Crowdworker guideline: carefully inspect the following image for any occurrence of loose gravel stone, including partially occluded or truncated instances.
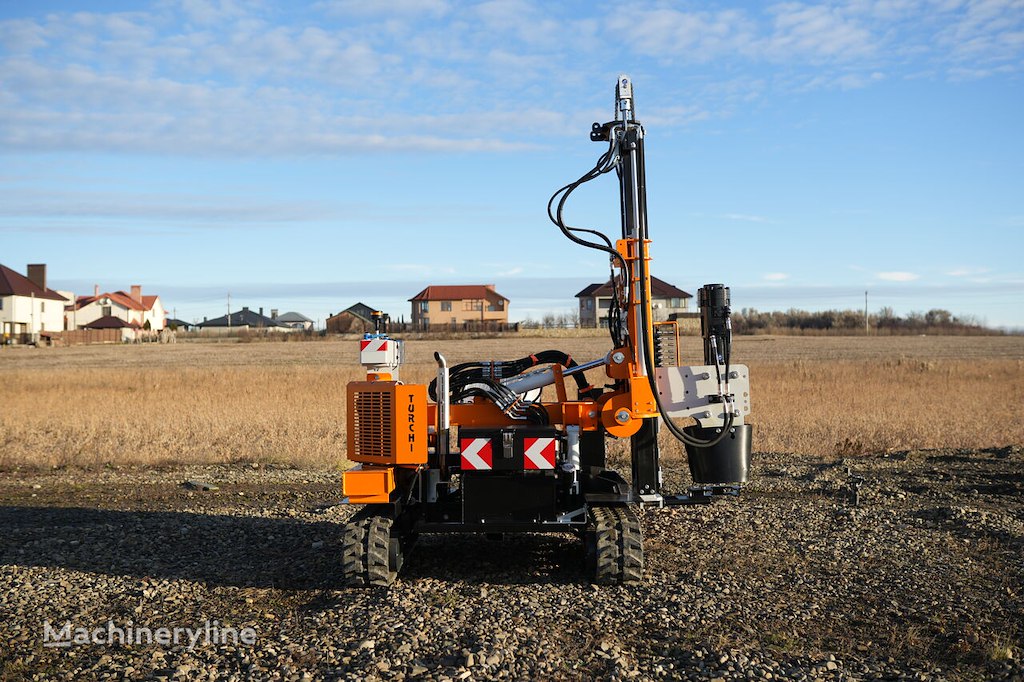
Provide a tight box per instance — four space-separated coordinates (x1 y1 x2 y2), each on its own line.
1 450 1022 680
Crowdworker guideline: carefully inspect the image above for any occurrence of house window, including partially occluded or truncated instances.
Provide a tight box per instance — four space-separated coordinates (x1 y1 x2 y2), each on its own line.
464 300 482 311
0 298 3 310
418 301 429 313
102 305 112 317
669 297 683 308
440 301 452 312
598 299 611 309
585 299 594 310
487 302 503 312
41 302 45 312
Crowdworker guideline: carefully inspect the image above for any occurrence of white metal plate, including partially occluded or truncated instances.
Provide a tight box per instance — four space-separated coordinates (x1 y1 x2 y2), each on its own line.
654 364 750 427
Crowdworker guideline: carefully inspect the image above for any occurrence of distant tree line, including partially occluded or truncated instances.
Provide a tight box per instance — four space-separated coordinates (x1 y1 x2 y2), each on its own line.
732 307 997 335
519 311 582 329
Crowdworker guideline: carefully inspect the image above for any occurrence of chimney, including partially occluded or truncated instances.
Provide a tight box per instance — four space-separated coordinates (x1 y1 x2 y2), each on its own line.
484 284 495 291
259 307 264 317
94 284 99 297
130 285 142 303
271 308 279 319
27 264 46 291
242 306 249 312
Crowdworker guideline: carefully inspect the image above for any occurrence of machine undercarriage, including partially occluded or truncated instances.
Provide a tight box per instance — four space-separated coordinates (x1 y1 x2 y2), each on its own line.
340 76 753 586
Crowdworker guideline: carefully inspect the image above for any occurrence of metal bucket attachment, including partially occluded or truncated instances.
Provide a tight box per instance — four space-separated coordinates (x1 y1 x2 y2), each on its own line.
683 424 752 484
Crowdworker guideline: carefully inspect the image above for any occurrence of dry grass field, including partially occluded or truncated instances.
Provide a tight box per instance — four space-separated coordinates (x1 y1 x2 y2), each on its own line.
1 334 1022 470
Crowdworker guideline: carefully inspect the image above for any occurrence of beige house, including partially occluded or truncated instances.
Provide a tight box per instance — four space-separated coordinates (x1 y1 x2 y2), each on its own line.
409 284 509 328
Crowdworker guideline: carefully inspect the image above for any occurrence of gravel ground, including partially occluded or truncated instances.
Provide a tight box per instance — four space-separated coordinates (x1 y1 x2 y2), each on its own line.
1 448 1022 681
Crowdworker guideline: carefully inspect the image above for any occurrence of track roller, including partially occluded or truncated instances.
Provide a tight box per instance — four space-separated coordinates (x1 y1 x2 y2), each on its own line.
585 505 644 585
342 509 404 587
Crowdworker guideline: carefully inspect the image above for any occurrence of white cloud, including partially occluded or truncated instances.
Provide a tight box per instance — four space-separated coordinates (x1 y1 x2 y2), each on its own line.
1 1 1022 157
314 0 451 18
764 3 877 61
763 272 790 281
605 8 756 61
179 0 248 25
876 271 920 281
946 266 991 277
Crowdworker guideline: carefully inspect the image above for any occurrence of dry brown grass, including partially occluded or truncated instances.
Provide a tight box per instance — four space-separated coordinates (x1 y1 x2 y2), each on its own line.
1 335 1022 469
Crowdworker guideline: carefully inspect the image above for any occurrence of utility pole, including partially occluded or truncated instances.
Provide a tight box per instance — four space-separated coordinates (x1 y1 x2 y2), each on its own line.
864 291 869 335
227 292 231 329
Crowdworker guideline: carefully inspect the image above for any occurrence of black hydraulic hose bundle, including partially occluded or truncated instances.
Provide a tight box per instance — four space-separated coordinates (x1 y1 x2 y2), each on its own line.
628 136 735 449
550 118 735 449
427 350 603 424
547 142 630 350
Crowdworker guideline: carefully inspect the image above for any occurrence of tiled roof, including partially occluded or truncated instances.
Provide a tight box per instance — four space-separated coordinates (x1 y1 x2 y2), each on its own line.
0 264 68 301
409 285 508 302
196 309 288 328
274 311 312 323
83 315 132 329
575 276 692 299
348 303 376 321
71 291 160 312
575 282 604 297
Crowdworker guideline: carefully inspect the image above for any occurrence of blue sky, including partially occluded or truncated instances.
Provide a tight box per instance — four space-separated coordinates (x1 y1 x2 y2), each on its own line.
2 0 1022 328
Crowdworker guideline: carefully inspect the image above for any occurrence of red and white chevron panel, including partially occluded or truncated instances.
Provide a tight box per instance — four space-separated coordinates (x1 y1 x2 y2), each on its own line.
359 338 396 366
523 437 556 470
460 437 493 470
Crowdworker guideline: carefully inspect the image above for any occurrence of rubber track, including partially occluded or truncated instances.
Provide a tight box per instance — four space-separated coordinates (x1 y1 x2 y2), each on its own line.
589 506 644 584
341 511 397 587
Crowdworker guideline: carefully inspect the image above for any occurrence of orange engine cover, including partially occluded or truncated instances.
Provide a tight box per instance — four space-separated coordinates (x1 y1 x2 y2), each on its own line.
346 381 428 465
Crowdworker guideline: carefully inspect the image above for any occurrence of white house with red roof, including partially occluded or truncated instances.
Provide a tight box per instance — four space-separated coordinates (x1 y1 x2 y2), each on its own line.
0 263 70 343
67 284 166 332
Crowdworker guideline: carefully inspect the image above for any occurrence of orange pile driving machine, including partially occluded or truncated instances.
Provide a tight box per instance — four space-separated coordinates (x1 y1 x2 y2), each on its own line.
341 75 753 586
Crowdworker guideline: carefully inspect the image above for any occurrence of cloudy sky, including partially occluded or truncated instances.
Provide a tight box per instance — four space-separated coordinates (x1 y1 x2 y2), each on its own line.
2 0 1022 328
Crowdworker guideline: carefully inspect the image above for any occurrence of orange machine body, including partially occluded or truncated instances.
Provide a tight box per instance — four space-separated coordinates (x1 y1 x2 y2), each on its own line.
346 381 428 466
342 465 396 504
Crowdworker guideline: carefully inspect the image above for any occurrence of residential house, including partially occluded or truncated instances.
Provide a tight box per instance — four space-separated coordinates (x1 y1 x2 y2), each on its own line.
575 276 692 328
195 307 291 333
0 263 69 343
326 303 380 334
408 284 509 328
68 285 166 332
82 315 140 343
274 311 314 331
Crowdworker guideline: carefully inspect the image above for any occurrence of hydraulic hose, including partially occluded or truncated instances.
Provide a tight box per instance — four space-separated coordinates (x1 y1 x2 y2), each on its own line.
624 126 735 449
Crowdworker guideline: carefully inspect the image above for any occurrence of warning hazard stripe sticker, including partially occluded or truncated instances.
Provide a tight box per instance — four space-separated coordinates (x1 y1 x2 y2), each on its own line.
460 438 493 470
523 437 556 470
359 339 389 351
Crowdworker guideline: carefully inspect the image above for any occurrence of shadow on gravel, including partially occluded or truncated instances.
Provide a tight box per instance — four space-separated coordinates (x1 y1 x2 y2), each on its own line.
403 533 586 586
0 506 345 590
912 507 1024 548
0 506 589 588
